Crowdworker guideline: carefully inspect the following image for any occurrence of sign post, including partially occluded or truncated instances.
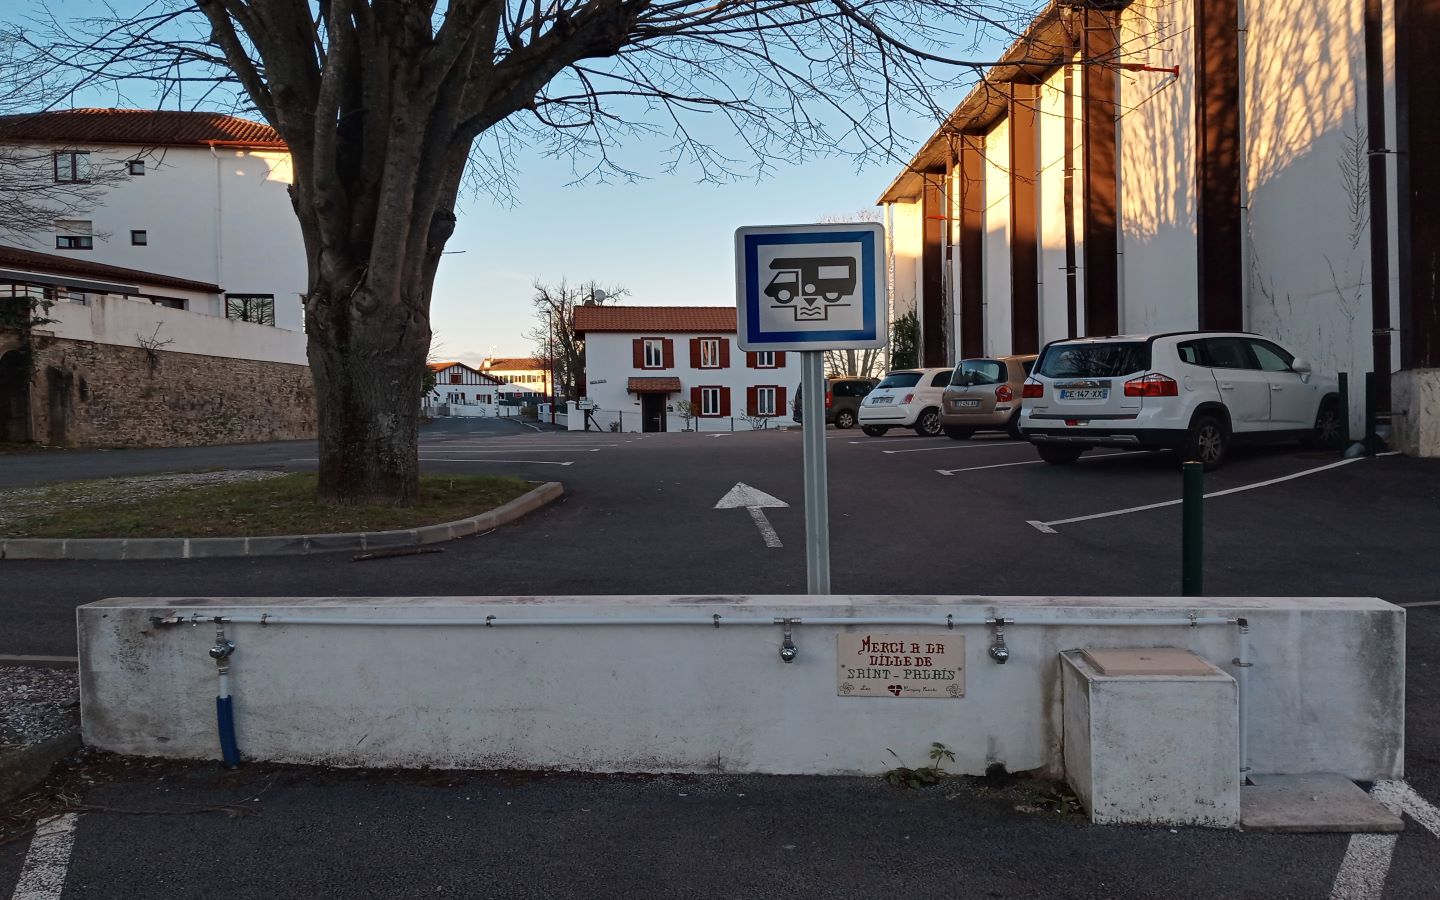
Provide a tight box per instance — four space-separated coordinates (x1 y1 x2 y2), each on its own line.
735 222 887 594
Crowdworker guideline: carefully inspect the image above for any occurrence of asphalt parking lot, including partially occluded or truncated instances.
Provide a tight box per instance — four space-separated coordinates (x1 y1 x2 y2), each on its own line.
3 420 1438 898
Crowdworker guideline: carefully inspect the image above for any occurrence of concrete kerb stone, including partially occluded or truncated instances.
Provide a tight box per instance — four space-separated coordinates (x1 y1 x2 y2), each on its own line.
0 731 82 804
0 481 563 561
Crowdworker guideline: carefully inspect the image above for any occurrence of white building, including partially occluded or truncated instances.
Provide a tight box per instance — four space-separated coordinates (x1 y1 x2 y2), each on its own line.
879 0 1440 455
425 360 537 417
573 305 802 432
0 109 312 448
0 108 306 330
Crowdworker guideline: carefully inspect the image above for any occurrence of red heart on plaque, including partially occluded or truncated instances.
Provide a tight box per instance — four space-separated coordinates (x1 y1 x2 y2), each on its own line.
887 685 903 696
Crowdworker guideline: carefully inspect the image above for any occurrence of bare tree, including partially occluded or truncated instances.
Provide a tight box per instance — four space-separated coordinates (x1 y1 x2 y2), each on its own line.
525 279 625 402
0 28 126 243
24 0 1035 503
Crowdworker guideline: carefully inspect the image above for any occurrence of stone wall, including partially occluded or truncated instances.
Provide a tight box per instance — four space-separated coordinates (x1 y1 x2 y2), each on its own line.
1392 368 1440 458
6 334 315 448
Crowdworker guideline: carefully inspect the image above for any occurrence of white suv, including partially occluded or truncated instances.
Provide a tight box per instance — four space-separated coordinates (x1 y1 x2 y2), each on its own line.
1019 333 1342 469
859 367 954 437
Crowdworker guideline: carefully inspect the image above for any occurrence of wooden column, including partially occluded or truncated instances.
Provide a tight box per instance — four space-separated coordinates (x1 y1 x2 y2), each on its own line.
1194 0 1244 331
958 136 986 359
1081 9 1121 337
1009 82 1042 354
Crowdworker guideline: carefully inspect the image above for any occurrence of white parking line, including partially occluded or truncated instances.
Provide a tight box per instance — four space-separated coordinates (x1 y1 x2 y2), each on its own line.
1028 456 1375 534
417 448 601 454
937 450 1151 476
289 458 575 466
1398 600 1440 608
12 813 77 900
1327 780 1440 900
882 441 1024 455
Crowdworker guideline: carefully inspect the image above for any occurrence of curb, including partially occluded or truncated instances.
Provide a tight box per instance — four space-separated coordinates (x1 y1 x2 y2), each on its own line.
0 730 82 804
0 481 563 561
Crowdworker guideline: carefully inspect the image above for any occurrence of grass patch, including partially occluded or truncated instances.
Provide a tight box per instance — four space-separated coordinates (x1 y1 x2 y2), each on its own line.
1 473 534 539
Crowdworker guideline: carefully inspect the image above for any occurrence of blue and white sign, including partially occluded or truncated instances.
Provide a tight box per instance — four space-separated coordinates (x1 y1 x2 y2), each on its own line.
735 222 888 352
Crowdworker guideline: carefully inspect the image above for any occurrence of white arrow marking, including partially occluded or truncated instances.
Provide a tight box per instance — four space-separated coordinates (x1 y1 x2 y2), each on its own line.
715 482 787 548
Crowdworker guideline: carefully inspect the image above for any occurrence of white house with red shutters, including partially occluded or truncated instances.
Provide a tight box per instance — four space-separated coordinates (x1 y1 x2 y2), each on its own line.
572 305 802 432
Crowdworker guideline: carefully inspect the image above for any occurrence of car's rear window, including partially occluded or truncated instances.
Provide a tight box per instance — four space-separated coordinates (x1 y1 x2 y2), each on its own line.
876 372 922 389
951 360 1006 387
1036 342 1150 378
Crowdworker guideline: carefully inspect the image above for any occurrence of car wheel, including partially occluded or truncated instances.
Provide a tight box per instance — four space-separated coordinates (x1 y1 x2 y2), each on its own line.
1307 399 1343 450
1005 411 1024 440
1185 414 1229 470
914 408 943 437
1037 444 1084 465
834 409 857 430
861 425 889 437
944 426 974 441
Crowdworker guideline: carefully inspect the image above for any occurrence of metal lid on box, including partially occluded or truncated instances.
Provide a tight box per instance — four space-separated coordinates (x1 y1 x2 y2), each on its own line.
1081 648 1223 677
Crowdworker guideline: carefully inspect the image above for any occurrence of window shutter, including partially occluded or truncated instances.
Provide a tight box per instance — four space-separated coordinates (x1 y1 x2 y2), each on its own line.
720 387 732 417
719 341 731 368
776 386 787 416
775 352 787 367
633 339 644 369
746 386 758 416
691 386 702 415
689 338 701 368
745 352 756 369
662 338 675 368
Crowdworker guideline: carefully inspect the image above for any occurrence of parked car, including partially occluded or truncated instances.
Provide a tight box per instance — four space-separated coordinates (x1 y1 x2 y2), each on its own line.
1019 332 1342 469
793 376 880 429
859 367 954 437
940 354 1038 440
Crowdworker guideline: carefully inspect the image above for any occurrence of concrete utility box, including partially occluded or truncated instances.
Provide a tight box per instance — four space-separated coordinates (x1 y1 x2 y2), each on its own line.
1061 649 1240 828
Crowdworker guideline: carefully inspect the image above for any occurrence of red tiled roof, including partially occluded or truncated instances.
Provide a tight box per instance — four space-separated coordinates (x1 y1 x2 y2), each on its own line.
627 377 682 393
0 244 222 293
573 306 736 334
429 361 506 385
0 109 286 150
480 357 544 370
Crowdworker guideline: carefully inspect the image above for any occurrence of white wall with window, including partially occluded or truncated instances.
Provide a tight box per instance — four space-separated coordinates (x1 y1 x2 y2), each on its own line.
2 122 306 332
579 324 803 433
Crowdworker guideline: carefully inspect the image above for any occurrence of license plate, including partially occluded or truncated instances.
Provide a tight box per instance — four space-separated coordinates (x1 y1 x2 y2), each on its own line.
1059 389 1109 400
953 400 980 409
871 396 893 404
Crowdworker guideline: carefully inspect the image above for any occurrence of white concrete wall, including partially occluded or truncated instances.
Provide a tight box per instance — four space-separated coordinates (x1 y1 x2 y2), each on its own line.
80 595 1404 780
1244 0 1378 432
9 143 305 330
43 293 307 365
583 331 803 431
885 201 922 325
1391 368 1440 456
1116 0 1199 334
1036 64 1084 344
982 120 1012 356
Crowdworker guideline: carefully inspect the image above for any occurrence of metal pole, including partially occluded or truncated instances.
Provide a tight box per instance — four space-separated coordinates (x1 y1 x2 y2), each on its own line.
549 312 557 425
801 350 831 594
1337 371 1350 446
1182 460 1204 596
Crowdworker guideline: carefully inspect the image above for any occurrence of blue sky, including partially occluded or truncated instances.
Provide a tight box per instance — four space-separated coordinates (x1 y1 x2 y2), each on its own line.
434 152 906 361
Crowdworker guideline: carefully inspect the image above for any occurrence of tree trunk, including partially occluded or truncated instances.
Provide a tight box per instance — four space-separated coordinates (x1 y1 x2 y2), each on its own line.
306 275 431 506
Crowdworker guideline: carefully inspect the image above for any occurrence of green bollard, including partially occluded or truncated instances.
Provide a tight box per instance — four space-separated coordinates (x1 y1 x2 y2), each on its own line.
1182 461 1204 597
1337 372 1350 446
1364 372 1378 455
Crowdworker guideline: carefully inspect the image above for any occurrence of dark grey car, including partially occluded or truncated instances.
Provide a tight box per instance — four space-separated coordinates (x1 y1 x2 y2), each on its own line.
793 376 879 429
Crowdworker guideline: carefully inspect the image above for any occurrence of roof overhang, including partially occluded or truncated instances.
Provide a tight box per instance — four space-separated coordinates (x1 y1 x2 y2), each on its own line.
876 0 1131 204
0 267 138 295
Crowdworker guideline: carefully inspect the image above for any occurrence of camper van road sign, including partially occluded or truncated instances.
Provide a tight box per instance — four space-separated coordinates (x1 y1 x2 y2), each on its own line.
734 223 888 352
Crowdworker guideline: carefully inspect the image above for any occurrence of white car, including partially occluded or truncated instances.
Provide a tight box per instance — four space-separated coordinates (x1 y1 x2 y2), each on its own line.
859 367 955 437
1019 332 1342 469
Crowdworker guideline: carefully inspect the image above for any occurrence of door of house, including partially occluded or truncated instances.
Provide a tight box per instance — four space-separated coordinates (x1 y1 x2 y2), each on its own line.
641 393 667 432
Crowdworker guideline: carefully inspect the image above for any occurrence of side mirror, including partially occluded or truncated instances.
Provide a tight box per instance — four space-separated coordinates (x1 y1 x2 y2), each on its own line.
1291 357 1312 375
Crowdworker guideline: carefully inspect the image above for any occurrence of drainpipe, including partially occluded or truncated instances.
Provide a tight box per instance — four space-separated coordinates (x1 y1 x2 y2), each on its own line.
1236 0 1251 332
1363 0 1394 408
208 143 224 314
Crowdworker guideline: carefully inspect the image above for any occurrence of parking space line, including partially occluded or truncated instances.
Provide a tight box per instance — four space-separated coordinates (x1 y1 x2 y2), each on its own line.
289 458 575 466
12 813 77 900
1328 834 1396 900
882 441 1024 455
1398 600 1440 608
1028 456 1372 534
1372 780 1440 840
937 450 1151 477
418 449 602 454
